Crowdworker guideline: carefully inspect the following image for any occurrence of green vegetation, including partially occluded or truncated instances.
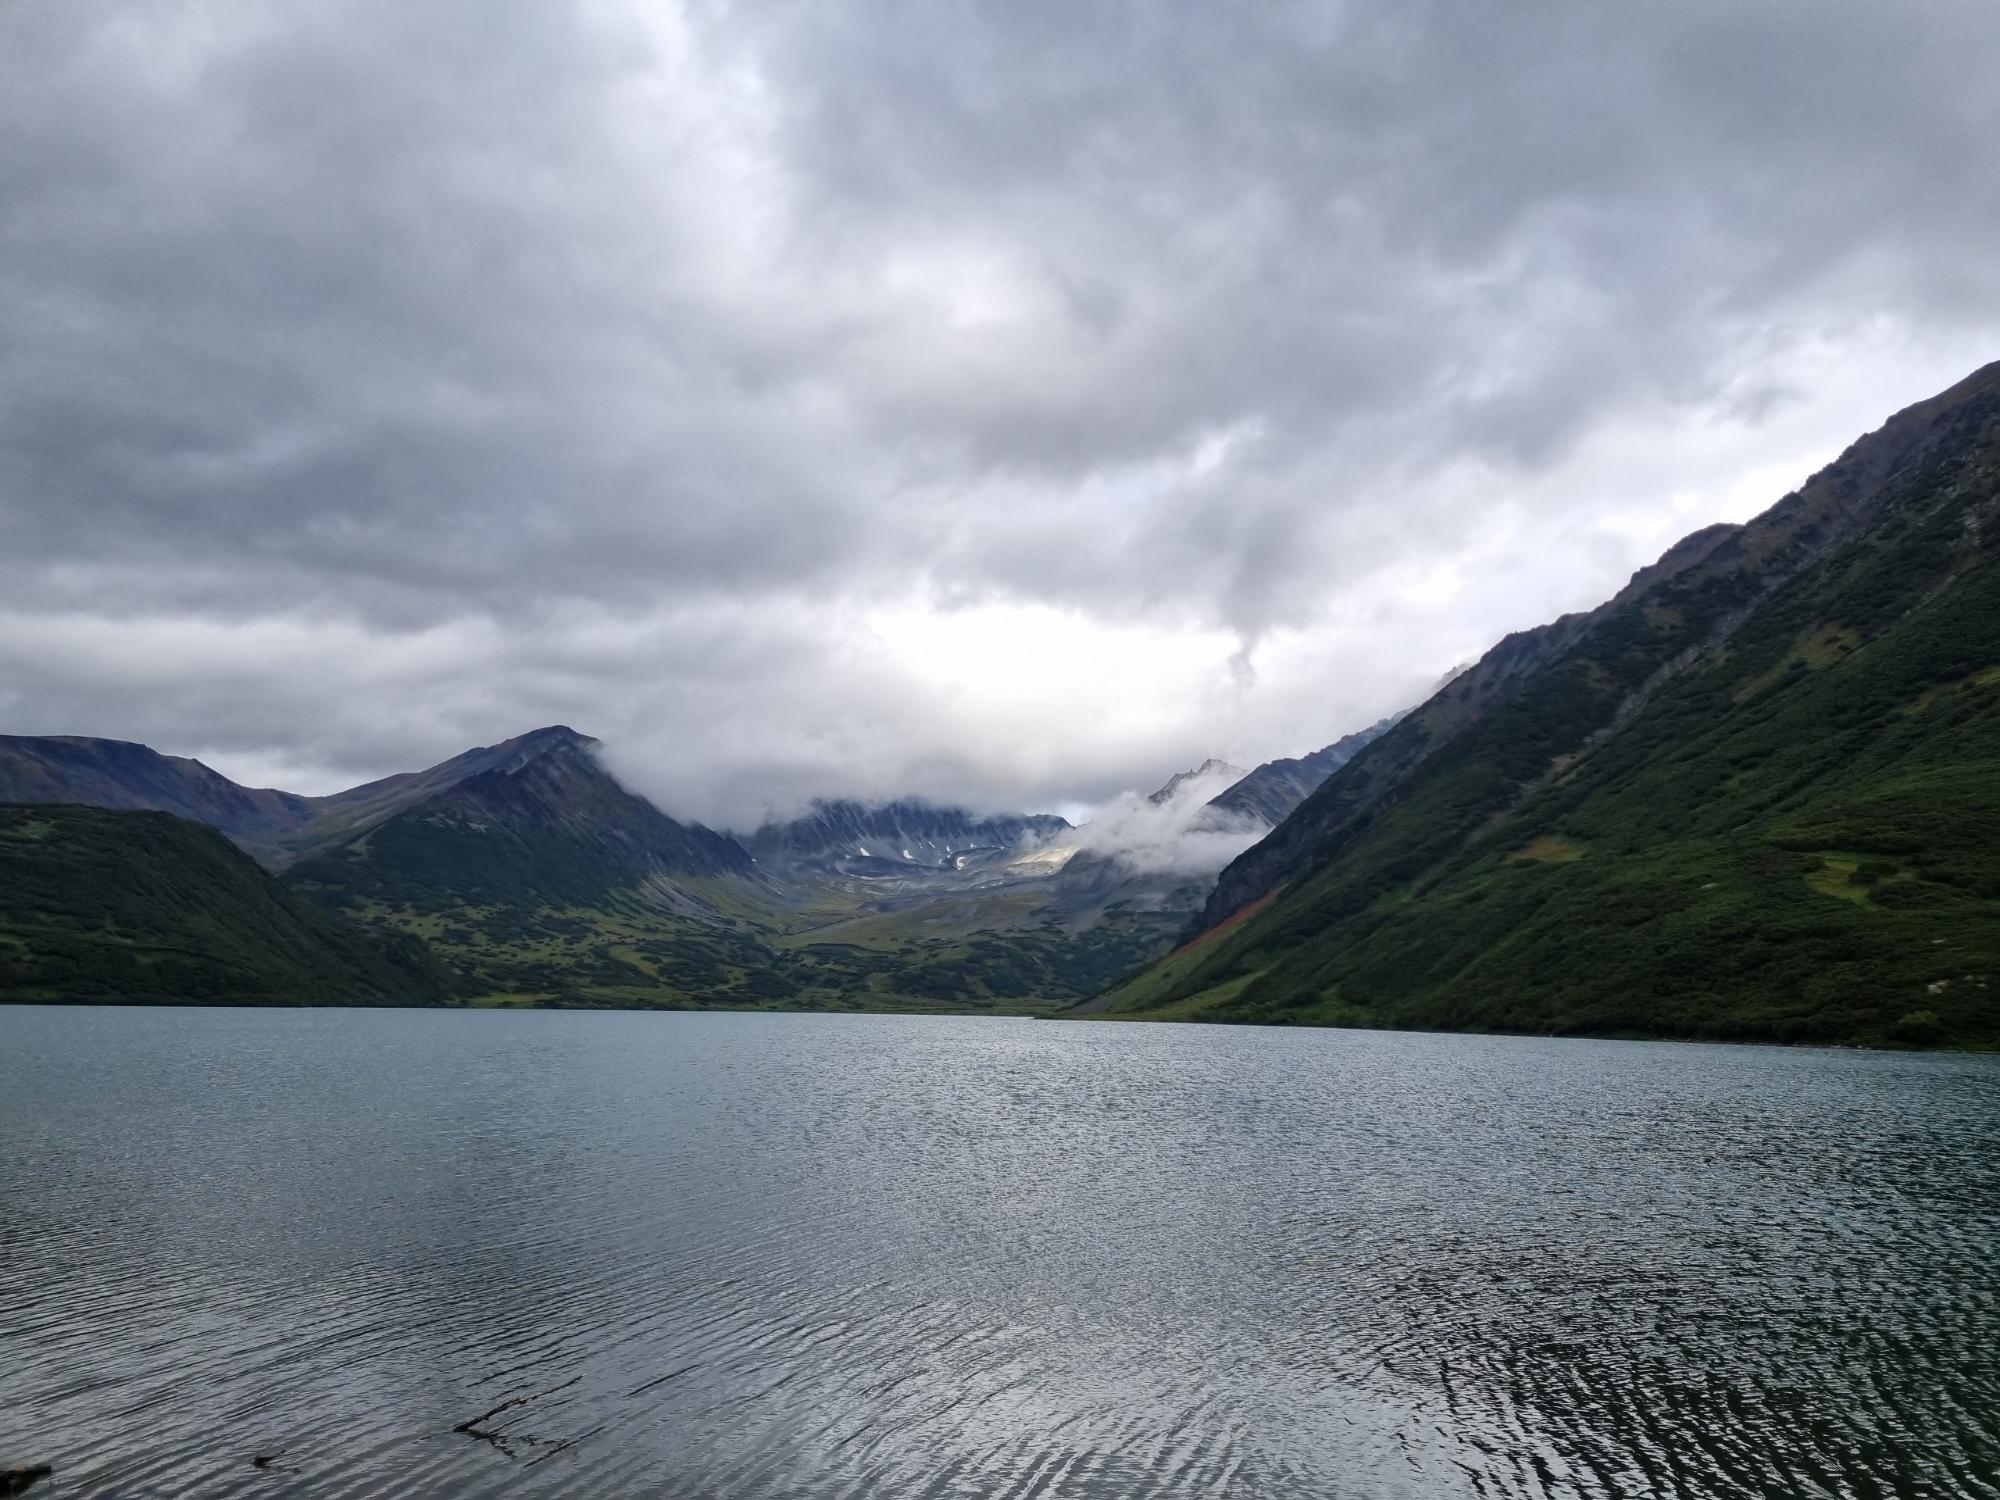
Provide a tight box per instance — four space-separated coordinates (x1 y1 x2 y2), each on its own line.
1512 836 1587 864
290 874 1179 1014
0 805 455 1006
1095 366 2000 1048
782 905 1184 1010
284 774 1184 1012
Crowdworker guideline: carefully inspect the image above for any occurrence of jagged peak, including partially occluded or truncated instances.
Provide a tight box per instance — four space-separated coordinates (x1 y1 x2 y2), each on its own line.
1148 759 1249 804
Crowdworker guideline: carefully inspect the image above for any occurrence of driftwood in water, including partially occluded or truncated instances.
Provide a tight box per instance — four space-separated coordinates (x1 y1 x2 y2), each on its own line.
0 1466 52 1498
525 1424 606 1467
454 1375 587 1460
454 1375 582 1438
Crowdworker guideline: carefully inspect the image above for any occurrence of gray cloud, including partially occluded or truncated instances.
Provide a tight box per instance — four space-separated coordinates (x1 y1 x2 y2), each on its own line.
1050 759 1268 880
3 1 1997 822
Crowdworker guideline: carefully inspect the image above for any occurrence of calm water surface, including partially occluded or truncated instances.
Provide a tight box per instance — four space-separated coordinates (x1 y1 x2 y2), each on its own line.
1 1007 1996 1499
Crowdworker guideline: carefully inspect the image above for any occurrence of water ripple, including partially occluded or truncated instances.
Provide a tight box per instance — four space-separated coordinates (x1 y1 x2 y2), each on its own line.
2 1007 1997 1498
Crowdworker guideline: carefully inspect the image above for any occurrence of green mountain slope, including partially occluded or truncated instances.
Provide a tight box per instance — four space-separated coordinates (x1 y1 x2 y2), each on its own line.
1092 361 2000 1047
0 805 456 1006
287 736 754 907
282 735 798 1008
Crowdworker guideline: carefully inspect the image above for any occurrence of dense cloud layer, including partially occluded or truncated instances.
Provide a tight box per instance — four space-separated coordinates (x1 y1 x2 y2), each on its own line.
4 2 1997 824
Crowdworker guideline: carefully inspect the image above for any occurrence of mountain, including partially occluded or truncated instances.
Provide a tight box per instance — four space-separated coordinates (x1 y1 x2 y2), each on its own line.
1202 720 1397 826
744 797 1192 1004
283 731 790 1007
0 711 1422 1015
0 722 1150 1011
1090 360 2000 1048
1148 759 1247 806
270 725 611 867
0 735 317 856
0 804 454 1006
1187 520 1747 941
288 733 753 910
750 799 1069 880
277 732 1149 1012
0 725 607 868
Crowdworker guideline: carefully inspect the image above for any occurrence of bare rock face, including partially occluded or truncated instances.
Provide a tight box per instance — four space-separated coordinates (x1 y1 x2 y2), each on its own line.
750 800 1069 876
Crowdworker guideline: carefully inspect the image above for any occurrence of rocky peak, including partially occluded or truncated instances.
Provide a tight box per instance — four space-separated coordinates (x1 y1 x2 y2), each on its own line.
750 798 1070 869
1147 759 1248 805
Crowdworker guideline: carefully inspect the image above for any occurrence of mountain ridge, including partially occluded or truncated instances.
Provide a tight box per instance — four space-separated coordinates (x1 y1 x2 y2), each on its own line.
1148 759 1247 806
749 798 1070 875
1091 358 2000 1047
0 734 319 854
1202 719 1397 827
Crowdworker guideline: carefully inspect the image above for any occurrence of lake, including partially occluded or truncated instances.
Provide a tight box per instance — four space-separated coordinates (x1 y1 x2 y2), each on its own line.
1 1007 1996 1499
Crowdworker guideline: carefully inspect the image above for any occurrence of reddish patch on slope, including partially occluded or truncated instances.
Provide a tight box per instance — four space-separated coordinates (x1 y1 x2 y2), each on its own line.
1171 884 1285 956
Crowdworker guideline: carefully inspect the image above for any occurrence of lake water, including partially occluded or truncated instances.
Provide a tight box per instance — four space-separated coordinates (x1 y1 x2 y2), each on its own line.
1 1007 1996 1499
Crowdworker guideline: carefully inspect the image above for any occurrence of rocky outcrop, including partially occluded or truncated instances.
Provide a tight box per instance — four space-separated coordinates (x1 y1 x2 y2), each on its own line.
749 799 1069 873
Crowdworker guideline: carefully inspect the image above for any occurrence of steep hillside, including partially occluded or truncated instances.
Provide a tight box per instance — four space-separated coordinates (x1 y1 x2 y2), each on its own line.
1189 521 1744 940
1092 360 2000 1048
0 805 454 1006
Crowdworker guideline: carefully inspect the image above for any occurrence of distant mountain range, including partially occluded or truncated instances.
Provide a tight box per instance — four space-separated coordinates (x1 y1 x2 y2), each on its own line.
6 361 1996 1045
0 694 1383 1012
749 799 1071 879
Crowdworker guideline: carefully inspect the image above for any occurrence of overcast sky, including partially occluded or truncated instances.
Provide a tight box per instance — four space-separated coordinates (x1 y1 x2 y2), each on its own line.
4 2 1997 827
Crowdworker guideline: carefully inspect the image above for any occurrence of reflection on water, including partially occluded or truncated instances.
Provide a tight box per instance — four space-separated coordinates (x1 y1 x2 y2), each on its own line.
1 1006 1996 1498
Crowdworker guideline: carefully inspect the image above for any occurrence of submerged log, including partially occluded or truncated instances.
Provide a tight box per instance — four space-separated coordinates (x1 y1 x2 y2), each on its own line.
454 1375 581 1438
